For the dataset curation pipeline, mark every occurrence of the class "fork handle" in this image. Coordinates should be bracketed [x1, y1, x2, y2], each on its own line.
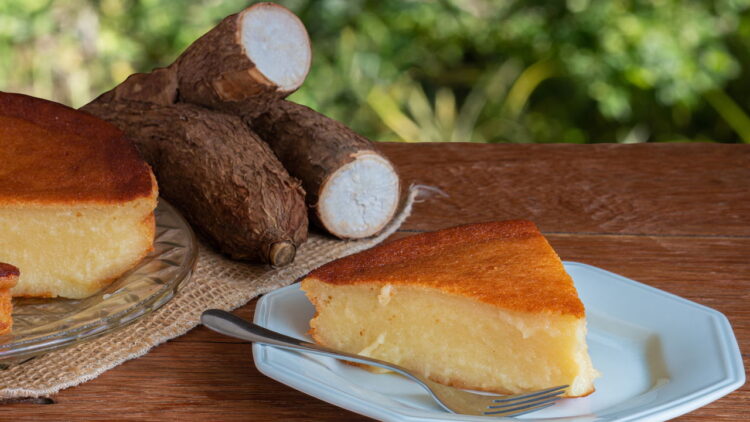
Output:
[201, 309, 423, 383]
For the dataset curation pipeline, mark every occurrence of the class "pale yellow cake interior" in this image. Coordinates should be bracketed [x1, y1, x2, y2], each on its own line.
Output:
[0, 198, 155, 299]
[303, 279, 598, 397]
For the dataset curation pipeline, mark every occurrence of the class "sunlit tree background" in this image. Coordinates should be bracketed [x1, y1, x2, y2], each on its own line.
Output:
[2, 0, 750, 143]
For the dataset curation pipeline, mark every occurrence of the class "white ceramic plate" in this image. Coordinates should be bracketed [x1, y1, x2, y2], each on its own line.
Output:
[252, 262, 745, 421]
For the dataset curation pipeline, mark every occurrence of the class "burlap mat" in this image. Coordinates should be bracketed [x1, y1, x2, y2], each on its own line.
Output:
[0, 187, 419, 398]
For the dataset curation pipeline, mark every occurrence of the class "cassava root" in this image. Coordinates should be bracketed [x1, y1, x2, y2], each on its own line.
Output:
[81, 100, 307, 266]
[251, 101, 401, 238]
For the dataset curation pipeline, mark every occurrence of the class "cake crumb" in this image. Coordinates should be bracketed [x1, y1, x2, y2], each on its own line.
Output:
[377, 284, 393, 305]
[358, 332, 386, 357]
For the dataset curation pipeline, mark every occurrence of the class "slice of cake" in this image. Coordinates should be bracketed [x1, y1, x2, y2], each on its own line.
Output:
[0, 263, 19, 335]
[301, 220, 598, 397]
[0, 92, 158, 299]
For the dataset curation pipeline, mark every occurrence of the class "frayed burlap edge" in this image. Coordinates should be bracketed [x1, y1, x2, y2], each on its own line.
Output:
[0, 187, 419, 398]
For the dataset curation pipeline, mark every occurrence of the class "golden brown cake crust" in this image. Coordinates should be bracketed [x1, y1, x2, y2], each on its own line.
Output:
[0, 92, 155, 205]
[307, 220, 585, 317]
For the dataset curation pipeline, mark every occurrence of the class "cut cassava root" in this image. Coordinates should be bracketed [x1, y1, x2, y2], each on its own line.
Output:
[251, 101, 401, 239]
[176, 2, 311, 118]
[81, 100, 307, 266]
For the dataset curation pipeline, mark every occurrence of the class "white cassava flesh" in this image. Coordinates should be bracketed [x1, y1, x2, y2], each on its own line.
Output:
[241, 4, 311, 91]
[317, 153, 400, 238]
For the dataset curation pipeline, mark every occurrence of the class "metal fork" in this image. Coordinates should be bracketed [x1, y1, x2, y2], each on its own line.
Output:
[201, 309, 567, 417]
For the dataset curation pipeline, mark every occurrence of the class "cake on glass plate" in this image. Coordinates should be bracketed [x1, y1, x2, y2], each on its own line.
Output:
[0, 92, 158, 299]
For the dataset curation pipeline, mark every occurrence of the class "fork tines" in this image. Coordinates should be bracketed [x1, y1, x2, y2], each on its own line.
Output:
[484, 385, 568, 416]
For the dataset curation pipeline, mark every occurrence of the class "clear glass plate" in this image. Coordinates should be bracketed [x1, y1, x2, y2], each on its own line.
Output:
[0, 199, 197, 364]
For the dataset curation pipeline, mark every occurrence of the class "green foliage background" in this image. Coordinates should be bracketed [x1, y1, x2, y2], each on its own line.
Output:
[2, 0, 750, 143]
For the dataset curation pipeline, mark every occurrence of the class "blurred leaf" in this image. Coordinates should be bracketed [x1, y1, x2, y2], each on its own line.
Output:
[366, 86, 422, 142]
[705, 89, 750, 143]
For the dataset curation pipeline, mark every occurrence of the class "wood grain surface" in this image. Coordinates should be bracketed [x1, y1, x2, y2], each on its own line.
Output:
[3, 142, 748, 421]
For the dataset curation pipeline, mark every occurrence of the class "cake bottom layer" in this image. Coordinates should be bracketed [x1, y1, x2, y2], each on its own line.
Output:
[0, 200, 155, 299]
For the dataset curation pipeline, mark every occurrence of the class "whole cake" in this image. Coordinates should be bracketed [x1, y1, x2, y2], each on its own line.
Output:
[0, 263, 19, 335]
[0, 92, 158, 299]
[301, 220, 599, 397]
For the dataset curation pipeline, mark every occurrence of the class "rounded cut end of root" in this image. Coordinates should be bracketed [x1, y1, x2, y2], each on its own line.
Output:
[268, 241, 297, 267]
[318, 152, 401, 239]
[240, 3, 311, 92]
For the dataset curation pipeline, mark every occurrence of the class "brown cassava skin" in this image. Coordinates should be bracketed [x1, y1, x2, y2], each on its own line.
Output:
[81, 99, 308, 265]
[250, 100, 400, 237]
[91, 66, 178, 106]
[175, 3, 309, 118]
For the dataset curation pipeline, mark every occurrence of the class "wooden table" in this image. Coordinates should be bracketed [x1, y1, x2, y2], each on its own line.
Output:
[4, 143, 748, 420]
